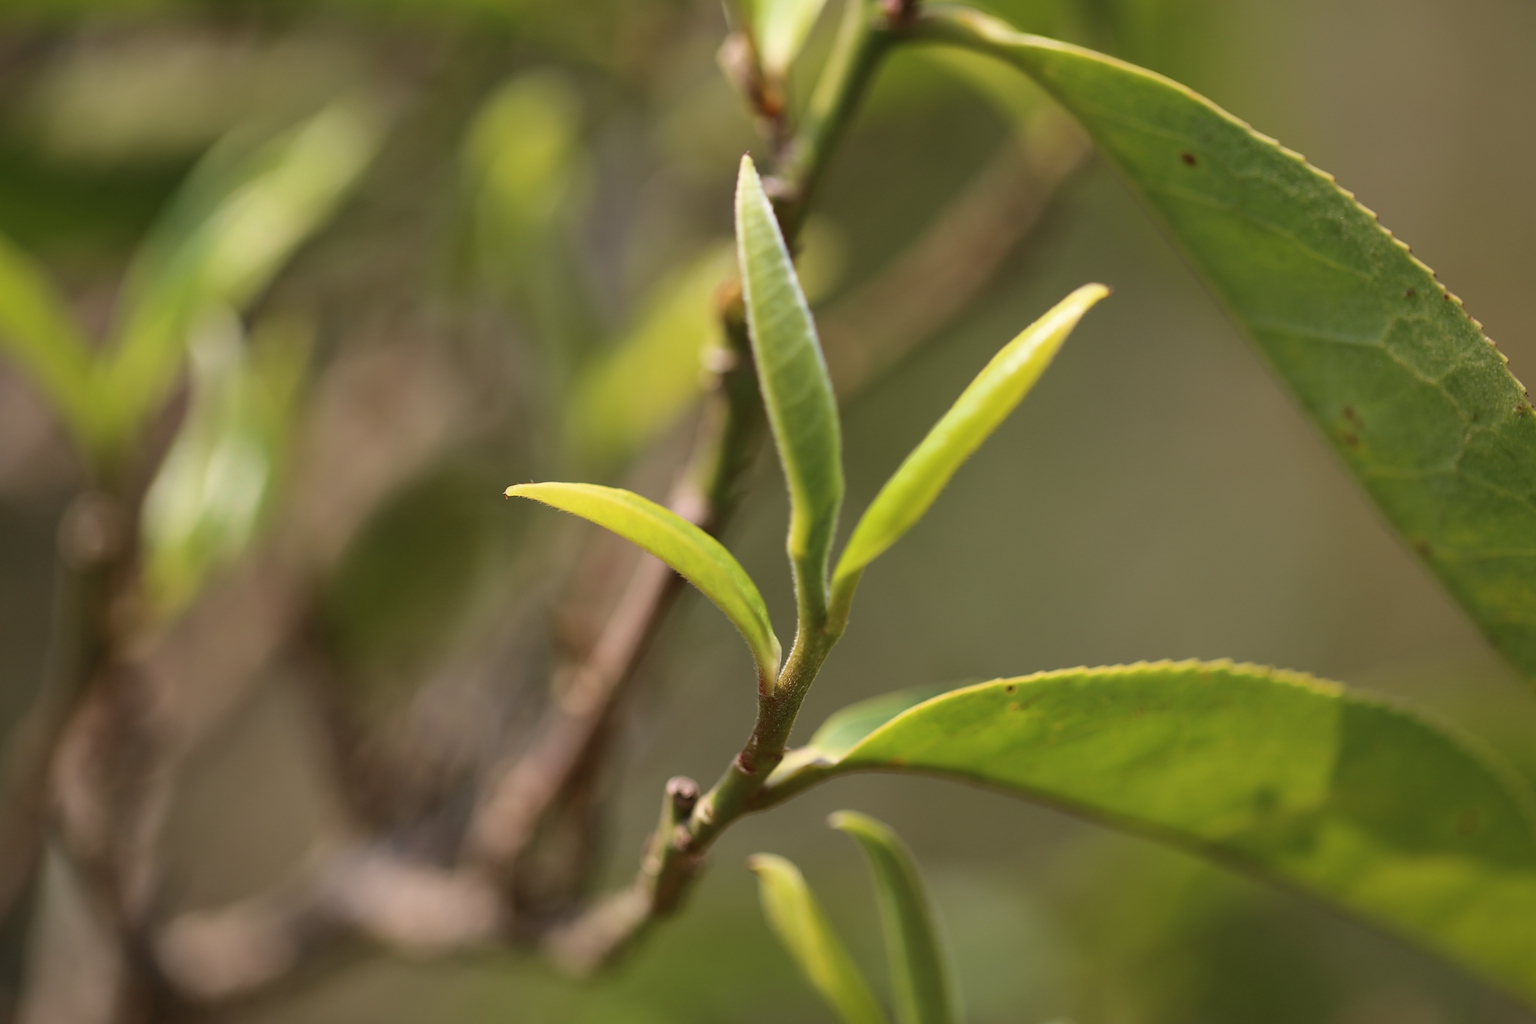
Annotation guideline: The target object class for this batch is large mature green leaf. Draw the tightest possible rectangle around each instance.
[753,0,832,79]
[103,99,382,443]
[764,661,1536,1004]
[736,155,843,627]
[829,812,957,1024]
[912,6,1536,682]
[830,283,1106,617]
[505,482,780,686]
[0,234,102,451]
[749,853,891,1024]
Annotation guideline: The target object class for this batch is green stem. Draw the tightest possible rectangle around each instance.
[543,3,904,973]
[771,0,894,237]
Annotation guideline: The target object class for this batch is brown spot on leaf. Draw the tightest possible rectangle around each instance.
[1341,431,1360,447]
[1413,539,1432,558]
[1459,810,1481,836]
[1004,684,1016,693]
[1007,702,1021,713]
[1180,151,1198,166]
[1405,287,1416,298]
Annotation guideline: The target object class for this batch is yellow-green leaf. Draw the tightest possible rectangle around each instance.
[505,482,780,686]
[831,283,1106,617]
[766,661,1536,1006]
[749,853,890,1024]
[736,155,843,628]
[829,812,957,1024]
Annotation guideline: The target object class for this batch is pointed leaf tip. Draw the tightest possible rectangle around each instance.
[832,283,1107,606]
[750,852,890,1024]
[506,482,780,684]
[735,153,843,627]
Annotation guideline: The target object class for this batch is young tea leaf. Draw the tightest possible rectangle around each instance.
[768,661,1536,1006]
[505,482,780,686]
[829,812,957,1024]
[103,99,382,443]
[0,234,103,453]
[749,854,891,1024]
[914,6,1536,685]
[831,283,1106,618]
[755,0,832,79]
[736,155,843,630]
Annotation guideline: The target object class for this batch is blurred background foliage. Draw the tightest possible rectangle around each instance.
[1,0,1535,1021]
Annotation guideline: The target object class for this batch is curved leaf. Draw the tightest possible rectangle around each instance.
[831,283,1107,615]
[736,155,843,627]
[912,5,1536,682]
[0,234,102,451]
[829,812,957,1024]
[748,853,890,1024]
[103,99,382,442]
[766,661,1536,1005]
[755,0,832,79]
[505,482,780,685]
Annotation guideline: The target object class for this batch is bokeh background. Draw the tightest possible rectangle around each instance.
[2,0,1535,1021]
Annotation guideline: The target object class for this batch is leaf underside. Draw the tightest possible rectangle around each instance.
[917,6,1536,683]
[771,660,1536,1005]
[736,155,844,620]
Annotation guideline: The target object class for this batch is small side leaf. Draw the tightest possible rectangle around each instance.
[505,482,780,685]
[829,812,957,1024]
[749,853,891,1024]
[736,155,843,627]
[831,283,1106,614]
[103,99,382,441]
[755,0,833,79]
[769,661,1536,1007]
[0,234,103,452]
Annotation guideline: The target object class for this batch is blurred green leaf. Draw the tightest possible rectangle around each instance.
[567,245,733,467]
[768,660,1536,1006]
[464,71,586,256]
[748,853,891,1024]
[141,309,309,616]
[505,482,780,685]
[0,233,102,451]
[830,283,1106,617]
[829,812,958,1024]
[102,98,382,446]
[755,0,832,79]
[916,7,1536,684]
[735,155,842,628]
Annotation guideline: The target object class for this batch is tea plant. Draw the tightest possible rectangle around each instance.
[1,0,1534,1021]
